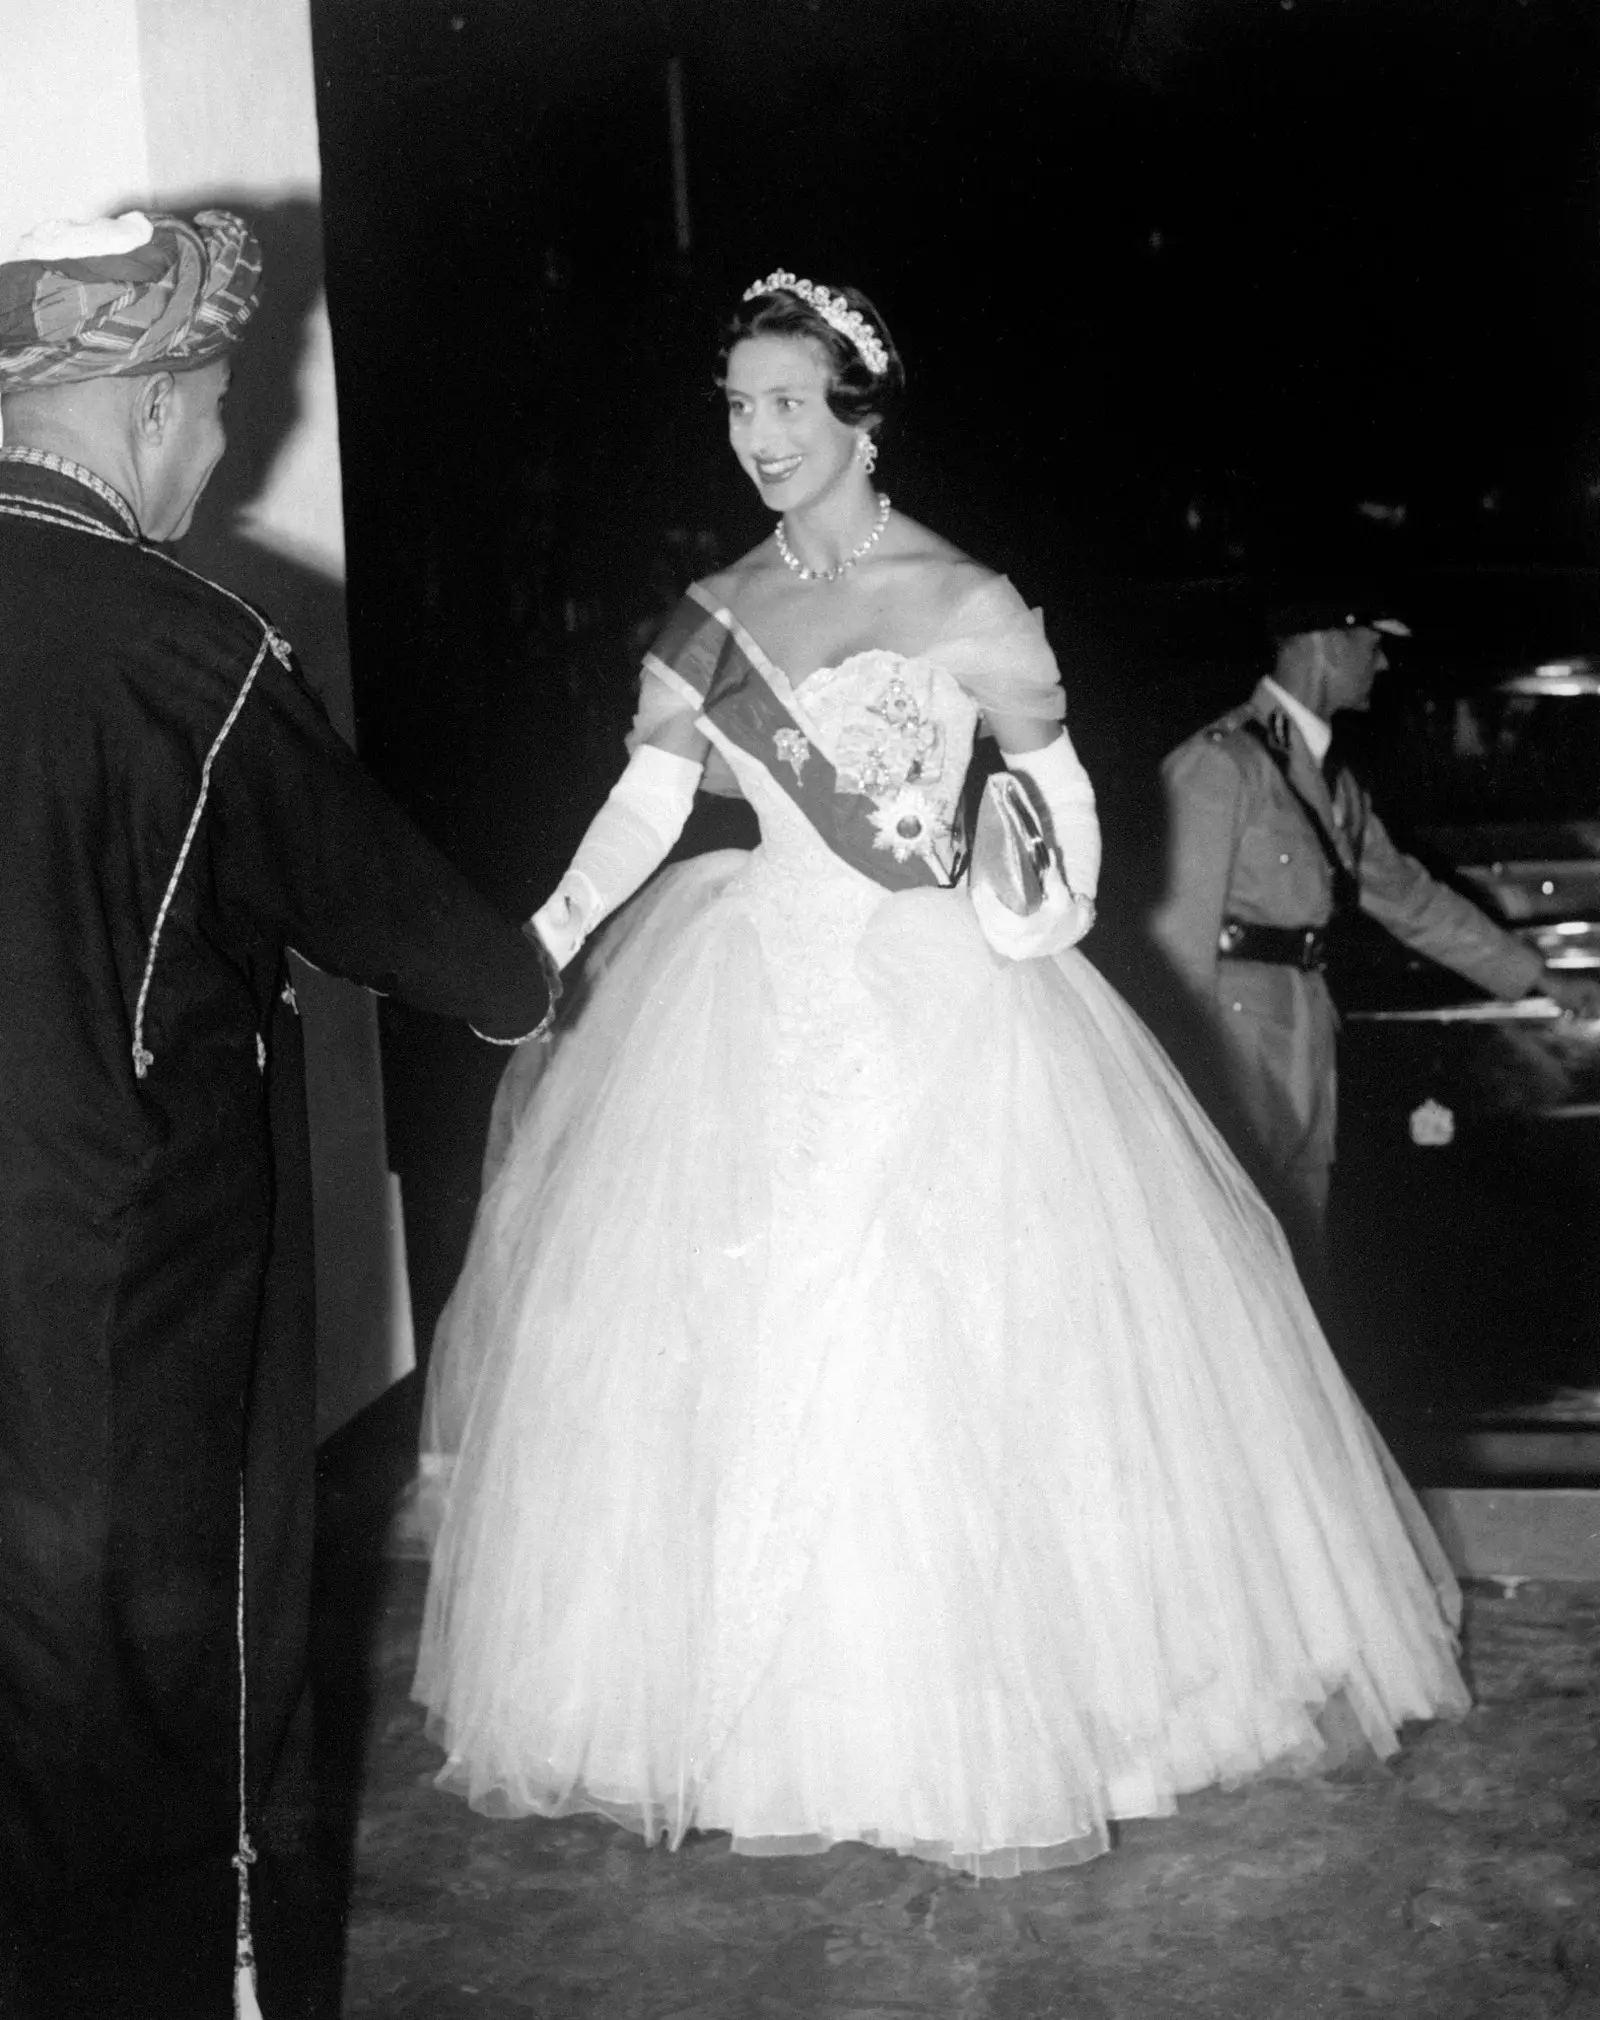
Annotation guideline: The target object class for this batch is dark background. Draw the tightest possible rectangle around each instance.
[306,0,1600,1349]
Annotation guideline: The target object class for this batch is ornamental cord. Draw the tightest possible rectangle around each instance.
[0,483,265,1080]
[233,1477,262,2018]
[130,629,277,1078]
[0,497,132,544]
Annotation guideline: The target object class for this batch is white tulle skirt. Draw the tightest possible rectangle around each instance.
[414,848,1466,1877]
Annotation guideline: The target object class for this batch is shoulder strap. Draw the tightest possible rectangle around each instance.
[1239,718,1359,911]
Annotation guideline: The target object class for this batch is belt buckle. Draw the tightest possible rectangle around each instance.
[1218,920,1244,955]
[1301,927,1323,971]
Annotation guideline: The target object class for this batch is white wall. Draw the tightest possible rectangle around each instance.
[0,1,152,251]
[136,0,346,576]
[2,0,411,1439]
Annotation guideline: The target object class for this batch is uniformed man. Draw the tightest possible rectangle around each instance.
[1149,595,1600,1268]
[0,211,556,2017]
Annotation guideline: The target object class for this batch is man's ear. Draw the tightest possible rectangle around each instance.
[131,371,176,444]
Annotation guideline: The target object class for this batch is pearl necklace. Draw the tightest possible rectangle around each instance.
[774,492,891,583]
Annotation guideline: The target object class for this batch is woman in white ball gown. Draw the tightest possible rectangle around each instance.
[413,271,1467,1876]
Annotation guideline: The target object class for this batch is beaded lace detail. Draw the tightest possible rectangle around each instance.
[696,649,979,1753]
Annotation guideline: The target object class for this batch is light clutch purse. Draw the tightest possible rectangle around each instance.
[969,770,1052,917]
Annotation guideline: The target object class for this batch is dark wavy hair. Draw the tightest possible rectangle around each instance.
[717,279,905,434]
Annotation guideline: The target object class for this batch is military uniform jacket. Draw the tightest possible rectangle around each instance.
[1149,678,1542,1178]
[0,454,550,2013]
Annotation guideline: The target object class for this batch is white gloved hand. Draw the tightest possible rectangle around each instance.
[973,731,1100,961]
[972,863,1096,960]
[529,743,701,968]
[529,874,597,969]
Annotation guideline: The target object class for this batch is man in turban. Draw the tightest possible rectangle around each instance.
[0,211,556,2017]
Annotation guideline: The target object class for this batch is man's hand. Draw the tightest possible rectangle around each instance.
[1541,969,1600,1021]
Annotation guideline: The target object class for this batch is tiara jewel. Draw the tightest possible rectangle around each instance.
[742,270,889,377]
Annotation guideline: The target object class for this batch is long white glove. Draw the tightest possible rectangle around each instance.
[972,731,1100,960]
[530,743,701,967]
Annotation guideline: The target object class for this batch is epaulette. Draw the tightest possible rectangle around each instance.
[1203,708,1252,746]
[1203,704,1292,756]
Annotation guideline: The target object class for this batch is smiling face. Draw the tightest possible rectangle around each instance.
[724,333,863,511]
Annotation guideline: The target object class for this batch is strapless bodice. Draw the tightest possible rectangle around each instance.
[707,648,980,889]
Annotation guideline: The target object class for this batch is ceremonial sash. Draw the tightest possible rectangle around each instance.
[644,588,954,894]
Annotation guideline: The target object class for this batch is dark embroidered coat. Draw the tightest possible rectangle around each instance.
[0,457,549,2016]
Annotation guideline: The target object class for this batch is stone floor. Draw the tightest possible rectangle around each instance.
[326,1549,1600,2020]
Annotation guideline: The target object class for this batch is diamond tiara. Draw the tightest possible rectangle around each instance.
[741,270,890,378]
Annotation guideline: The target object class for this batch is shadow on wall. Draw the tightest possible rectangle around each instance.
[129,190,411,1447]
[176,190,353,735]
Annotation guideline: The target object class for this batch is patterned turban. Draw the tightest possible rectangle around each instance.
[0,209,261,390]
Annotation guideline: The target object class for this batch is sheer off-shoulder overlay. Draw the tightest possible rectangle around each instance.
[415,575,1465,1877]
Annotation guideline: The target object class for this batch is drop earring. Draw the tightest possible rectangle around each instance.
[856,433,879,477]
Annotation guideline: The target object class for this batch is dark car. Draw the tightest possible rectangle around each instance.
[1328,603,1600,1479]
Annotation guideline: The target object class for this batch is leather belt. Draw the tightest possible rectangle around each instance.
[1217,918,1329,971]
